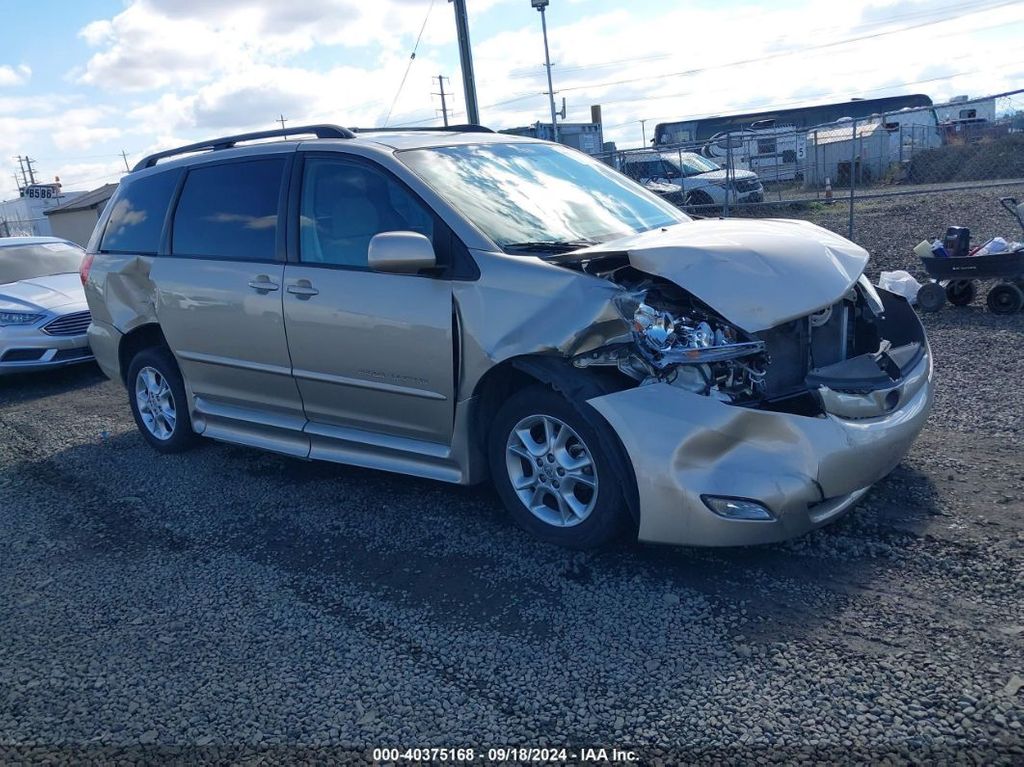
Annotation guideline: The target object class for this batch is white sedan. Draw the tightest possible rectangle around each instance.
[0,237,93,375]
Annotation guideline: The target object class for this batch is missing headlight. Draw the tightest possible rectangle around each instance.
[574,290,770,403]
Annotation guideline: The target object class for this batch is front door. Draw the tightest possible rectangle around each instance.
[153,154,308,454]
[282,155,454,445]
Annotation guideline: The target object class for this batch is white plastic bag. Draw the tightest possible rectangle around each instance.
[975,237,1009,256]
[878,270,923,304]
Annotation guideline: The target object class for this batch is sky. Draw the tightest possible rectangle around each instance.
[1,0,1022,199]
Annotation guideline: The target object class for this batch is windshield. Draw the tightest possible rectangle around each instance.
[0,241,85,285]
[677,153,721,175]
[399,142,688,250]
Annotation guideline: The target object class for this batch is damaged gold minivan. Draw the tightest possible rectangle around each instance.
[82,125,932,549]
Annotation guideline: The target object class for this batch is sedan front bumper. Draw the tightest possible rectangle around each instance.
[0,329,93,376]
[587,351,933,546]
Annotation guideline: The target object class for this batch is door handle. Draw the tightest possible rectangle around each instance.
[287,281,319,299]
[248,276,280,292]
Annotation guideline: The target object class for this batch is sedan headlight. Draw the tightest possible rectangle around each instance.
[0,312,44,326]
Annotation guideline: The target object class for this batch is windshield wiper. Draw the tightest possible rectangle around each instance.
[503,239,596,253]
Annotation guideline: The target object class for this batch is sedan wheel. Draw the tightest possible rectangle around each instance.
[505,414,598,528]
[134,366,176,440]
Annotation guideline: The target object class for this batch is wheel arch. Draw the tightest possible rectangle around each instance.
[471,354,641,527]
[118,323,169,385]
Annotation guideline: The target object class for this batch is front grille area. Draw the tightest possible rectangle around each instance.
[755,300,850,400]
[735,178,762,192]
[42,310,91,337]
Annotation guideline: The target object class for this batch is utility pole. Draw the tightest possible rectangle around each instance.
[277,114,288,130]
[449,0,480,124]
[532,0,559,144]
[121,150,131,173]
[14,156,28,188]
[433,75,452,127]
[640,119,647,147]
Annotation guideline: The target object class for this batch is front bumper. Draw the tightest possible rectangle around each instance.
[0,331,94,376]
[588,350,933,546]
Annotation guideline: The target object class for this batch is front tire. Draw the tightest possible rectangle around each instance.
[685,190,716,213]
[916,281,946,312]
[488,385,632,549]
[127,346,198,453]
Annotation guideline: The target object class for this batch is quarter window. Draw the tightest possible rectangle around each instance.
[299,158,434,268]
[172,159,285,260]
[100,171,178,254]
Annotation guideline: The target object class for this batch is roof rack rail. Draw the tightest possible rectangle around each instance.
[132,124,356,171]
[350,124,494,134]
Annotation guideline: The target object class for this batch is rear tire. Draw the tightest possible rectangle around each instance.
[488,385,632,549]
[986,283,1024,315]
[126,346,198,453]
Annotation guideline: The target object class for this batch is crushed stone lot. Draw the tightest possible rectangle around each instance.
[2,190,1023,764]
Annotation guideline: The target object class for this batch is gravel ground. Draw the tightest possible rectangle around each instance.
[2,190,1023,764]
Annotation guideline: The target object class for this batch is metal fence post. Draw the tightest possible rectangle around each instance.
[724,131,732,218]
[677,147,685,210]
[813,129,819,196]
[848,118,856,240]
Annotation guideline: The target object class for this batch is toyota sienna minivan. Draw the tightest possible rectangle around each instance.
[82,124,932,549]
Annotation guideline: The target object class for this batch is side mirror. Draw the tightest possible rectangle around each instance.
[368,231,437,274]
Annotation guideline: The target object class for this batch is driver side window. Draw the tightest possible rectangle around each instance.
[299,158,434,268]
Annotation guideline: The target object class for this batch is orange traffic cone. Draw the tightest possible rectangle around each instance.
[824,177,833,205]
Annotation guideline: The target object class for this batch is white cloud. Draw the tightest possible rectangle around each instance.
[0,64,31,87]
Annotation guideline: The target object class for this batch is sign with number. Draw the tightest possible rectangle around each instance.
[23,184,61,200]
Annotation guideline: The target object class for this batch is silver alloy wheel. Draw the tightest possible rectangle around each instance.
[134,366,176,441]
[505,414,599,528]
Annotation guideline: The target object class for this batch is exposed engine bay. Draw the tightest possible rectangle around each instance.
[568,259,927,418]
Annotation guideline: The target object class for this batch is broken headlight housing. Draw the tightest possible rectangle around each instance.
[574,290,769,403]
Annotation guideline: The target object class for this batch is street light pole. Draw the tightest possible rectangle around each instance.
[532,0,558,144]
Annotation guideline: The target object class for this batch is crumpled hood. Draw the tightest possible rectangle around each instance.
[0,272,86,313]
[563,218,869,332]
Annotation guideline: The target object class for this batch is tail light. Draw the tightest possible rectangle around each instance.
[79,253,95,286]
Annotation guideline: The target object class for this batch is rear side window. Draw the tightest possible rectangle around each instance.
[100,171,178,254]
[172,158,285,261]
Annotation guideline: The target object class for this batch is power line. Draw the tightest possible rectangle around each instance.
[508,0,1016,80]
[553,0,1022,96]
[480,3,1021,114]
[383,0,436,127]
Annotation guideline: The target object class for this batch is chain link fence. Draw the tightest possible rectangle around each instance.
[596,89,1024,243]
